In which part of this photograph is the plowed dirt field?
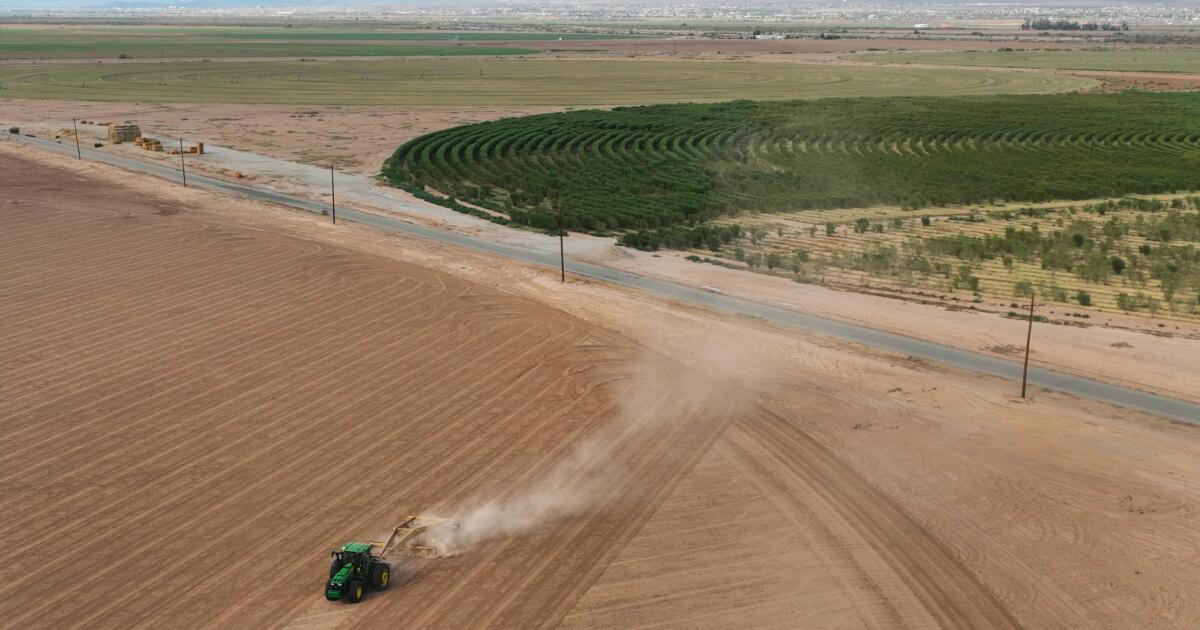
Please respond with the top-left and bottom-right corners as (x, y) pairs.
(4, 146), (1200, 629)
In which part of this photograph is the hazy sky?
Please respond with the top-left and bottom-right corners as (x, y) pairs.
(2, 0), (1186, 10)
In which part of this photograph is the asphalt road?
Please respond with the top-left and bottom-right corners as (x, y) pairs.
(8, 133), (1198, 424)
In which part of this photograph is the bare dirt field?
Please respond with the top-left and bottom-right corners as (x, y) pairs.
(0, 99), (563, 174)
(4, 143), (1200, 629)
(500, 37), (1080, 55)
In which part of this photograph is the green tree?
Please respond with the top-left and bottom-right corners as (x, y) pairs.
(1110, 256), (1126, 274)
(1076, 290), (1092, 306)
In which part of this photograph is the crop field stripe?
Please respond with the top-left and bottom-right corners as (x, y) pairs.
(865, 50), (1200, 74)
(0, 59), (1094, 106)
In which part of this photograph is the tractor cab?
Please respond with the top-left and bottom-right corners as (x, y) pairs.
(332, 543), (372, 569)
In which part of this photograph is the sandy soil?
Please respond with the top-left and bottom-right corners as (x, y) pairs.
(0, 100), (564, 174)
(3, 140), (1200, 629)
(592, 249), (1200, 404)
(1071, 69), (1200, 92)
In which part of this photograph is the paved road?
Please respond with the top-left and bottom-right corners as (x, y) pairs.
(8, 133), (1198, 424)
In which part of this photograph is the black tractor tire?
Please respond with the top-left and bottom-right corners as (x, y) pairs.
(370, 562), (391, 591)
(346, 580), (366, 604)
(329, 558), (344, 579)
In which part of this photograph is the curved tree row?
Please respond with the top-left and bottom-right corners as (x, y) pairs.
(383, 93), (1200, 232)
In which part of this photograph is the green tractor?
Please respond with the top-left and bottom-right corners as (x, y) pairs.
(323, 515), (450, 603)
(325, 542), (391, 603)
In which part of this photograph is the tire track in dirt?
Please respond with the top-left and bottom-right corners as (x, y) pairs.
(719, 405), (1022, 629)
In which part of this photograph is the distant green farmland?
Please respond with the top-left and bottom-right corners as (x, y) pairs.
(0, 41), (534, 59)
(384, 93), (1200, 232)
(0, 58), (1093, 105)
(0, 26), (621, 59)
(865, 49), (1200, 73)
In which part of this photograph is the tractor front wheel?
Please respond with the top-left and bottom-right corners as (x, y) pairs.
(370, 562), (391, 591)
(346, 580), (366, 604)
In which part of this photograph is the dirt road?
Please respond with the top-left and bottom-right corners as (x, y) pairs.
(4, 145), (1200, 628)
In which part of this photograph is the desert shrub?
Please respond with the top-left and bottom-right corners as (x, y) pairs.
(1076, 290), (1092, 306)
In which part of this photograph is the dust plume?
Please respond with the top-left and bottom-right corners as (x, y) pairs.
(421, 352), (721, 557)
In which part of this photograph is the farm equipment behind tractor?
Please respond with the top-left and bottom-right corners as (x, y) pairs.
(325, 515), (452, 603)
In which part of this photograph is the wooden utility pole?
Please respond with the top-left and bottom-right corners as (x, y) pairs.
(179, 138), (187, 187)
(557, 204), (565, 282)
(330, 164), (337, 224)
(72, 118), (81, 159)
(1020, 288), (1037, 398)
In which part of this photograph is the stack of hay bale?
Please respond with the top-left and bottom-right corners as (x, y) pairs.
(107, 122), (140, 144)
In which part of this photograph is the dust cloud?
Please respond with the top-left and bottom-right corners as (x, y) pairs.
(421, 351), (724, 557)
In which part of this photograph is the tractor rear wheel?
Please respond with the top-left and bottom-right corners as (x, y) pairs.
(329, 558), (343, 579)
(346, 580), (366, 604)
(370, 562), (391, 591)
